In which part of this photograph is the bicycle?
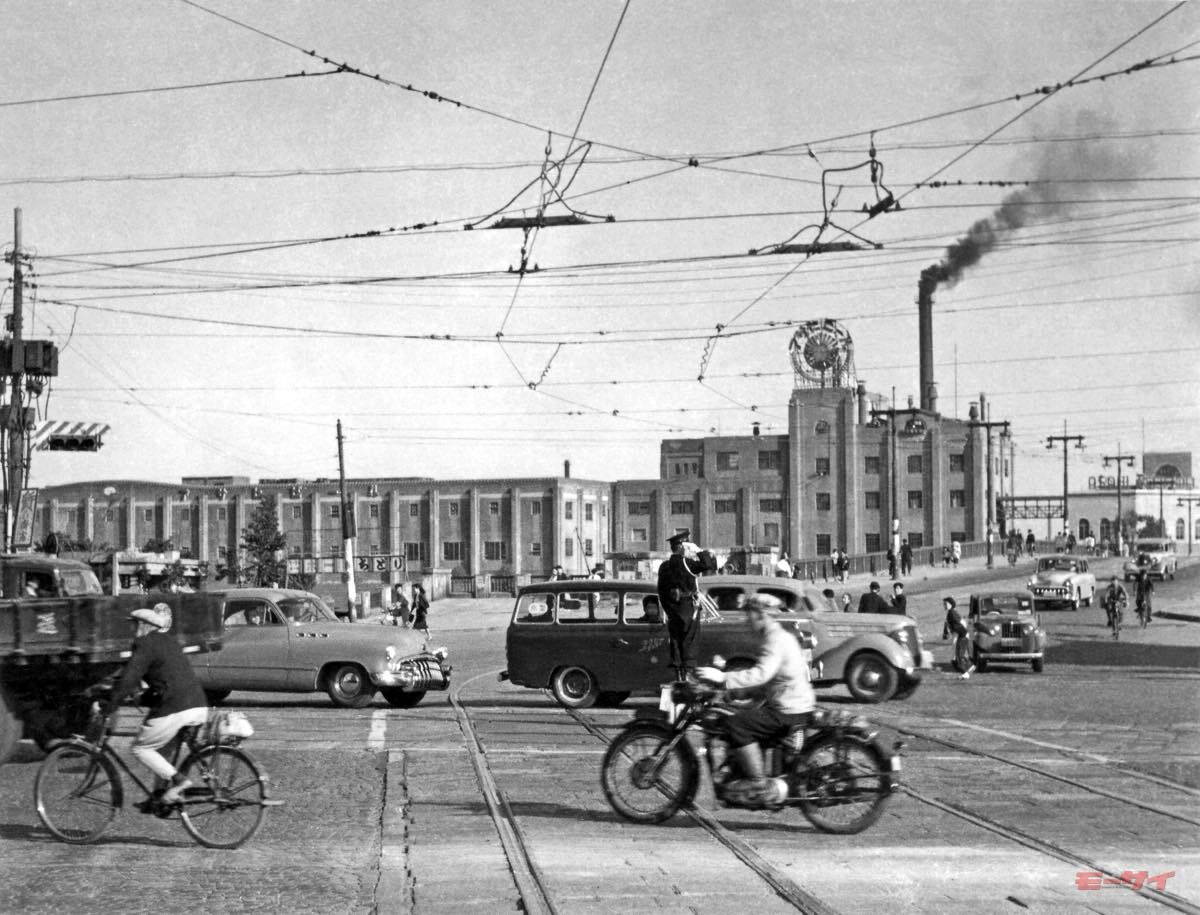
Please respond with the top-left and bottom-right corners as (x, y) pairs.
(1136, 598), (1152, 629)
(1105, 595), (1126, 641)
(35, 703), (281, 848)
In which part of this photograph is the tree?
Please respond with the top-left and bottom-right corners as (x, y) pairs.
(142, 537), (174, 553)
(240, 496), (286, 587)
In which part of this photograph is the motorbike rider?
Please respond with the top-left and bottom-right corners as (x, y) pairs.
(1134, 568), (1154, 622)
(695, 593), (815, 808)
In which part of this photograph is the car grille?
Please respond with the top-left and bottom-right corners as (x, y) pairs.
(1001, 622), (1024, 638)
(403, 657), (449, 689)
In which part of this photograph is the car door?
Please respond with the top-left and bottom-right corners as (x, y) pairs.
(610, 591), (673, 689)
(206, 598), (292, 690)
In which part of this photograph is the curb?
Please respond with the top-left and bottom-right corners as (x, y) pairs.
(1153, 609), (1200, 624)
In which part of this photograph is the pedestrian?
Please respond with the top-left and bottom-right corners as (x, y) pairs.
(857, 580), (890, 614)
(386, 585), (410, 627)
(900, 538), (913, 576)
(1135, 568), (1154, 623)
(550, 564), (566, 582)
(840, 592), (852, 612)
(1066, 532), (1077, 554)
(942, 545), (951, 568)
(411, 583), (430, 632)
(951, 541), (961, 567)
(889, 581), (908, 615)
(886, 545), (897, 580)
(942, 595), (974, 676)
(838, 547), (850, 583)
(775, 551), (792, 578)
(1026, 529), (1036, 557)
(657, 529), (709, 680)
(589, 563), (605, 580)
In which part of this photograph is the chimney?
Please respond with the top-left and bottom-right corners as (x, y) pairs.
(918, 277), (934, 411)
(856, 382), (868, 424)
(563, 459), (571, 478)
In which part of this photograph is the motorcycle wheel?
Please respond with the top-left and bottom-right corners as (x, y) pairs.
(601, 723), (699, 824)
(796, 733), (892, 835)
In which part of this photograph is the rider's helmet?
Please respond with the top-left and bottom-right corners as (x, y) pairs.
(742, 593), (785, 614)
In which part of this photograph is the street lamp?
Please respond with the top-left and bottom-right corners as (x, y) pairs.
(1178, 497), (1200, 555)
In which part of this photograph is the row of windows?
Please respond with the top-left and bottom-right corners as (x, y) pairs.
(715, 451), (783, 472)
(655, 489), (969, 516)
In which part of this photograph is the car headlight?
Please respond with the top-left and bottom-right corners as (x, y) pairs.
(385, 645), (397, 663)
(433, 646), (449, 661)
(988, 625), (1001, 636)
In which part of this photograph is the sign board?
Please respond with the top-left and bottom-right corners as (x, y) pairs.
(13, 488), (38, 548)
(356, 555), (405, 573)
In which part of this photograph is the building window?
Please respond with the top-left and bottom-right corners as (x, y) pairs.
(950, 453), (965, 473)
(717, 451), (740, 471)
(759, 450), (781, 471)
(180, 508), (191, 522)
(1176, 519), (1186, 540)
(909, 533), (925, 549)
(530, 541), (542, 556)
(530, 501), (541, 516)
(763, 522), (780, 543)
(670, 500), (694, 515)
(370, 543), (380, 555)
(585, 503), (594, 521)
(290, 545), (301, 556)
(409, 503), (419, 517)
(565, 502), (574, 520)
(630, 528), (647, 542)
(714, 498), (737, 514)
(949, 489), (966, 508)
(865, 491), (881, 510)
(442, 541), (462, 562)
(816, 534), (831, 556)
(369, 504), (380, 519)
(816, 493), (831, 511)
(815, 457), (830, 476)
(760, 498), (783, 513)
(628, 501), (650, 515)
(105, 509), (115, 522)
(404, 542), (428, 563)
(292, 506), (302, 520)
(584, 539), (594, 556)
(951, 531), (967, 544)
(218, 546), (228, 560)
(907, 491), (923, 510)
(489, 501), (500, 516)
(449, 502), (460, 517)
(865, 456), (881, 475)
(217, 508), (227, 521)
(142, 508), (153, 522)
(565, 538), (574, 557)
(865, 533), (881, 552)
(484, 541), (508, 561)
(329, 544), (340, 558)
(330, 504), (340, 519)
(907, 455), (923, 474)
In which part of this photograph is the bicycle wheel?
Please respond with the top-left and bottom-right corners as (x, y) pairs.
(796, 734), (893, 835)
(601, 723), (699, 824)
(35, 742), (120, 844)
(178, 745), (266, 849)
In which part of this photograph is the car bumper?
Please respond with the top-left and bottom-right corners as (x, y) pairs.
(976, 650), (1042, 661)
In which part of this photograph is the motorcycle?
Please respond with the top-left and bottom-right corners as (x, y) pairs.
(600, 678), (901, 834)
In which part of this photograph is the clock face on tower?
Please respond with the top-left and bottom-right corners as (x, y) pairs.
(789, 319), (853, 385)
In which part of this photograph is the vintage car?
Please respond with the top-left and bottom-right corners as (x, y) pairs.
(501, 575), (932, 708)
(1027, 555), (1096, 611)
(188, 588), (450, 708)
(966, 592), (1046, 673)
(1123, 538), (1178, 581)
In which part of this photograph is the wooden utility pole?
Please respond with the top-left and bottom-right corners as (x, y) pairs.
(4, 209), (26, 551)
(971, 394), (1009, 568)
(1101, 444), (1135, 555)
(337, 419), (358, 617)
(1046, 423), (1085, 542)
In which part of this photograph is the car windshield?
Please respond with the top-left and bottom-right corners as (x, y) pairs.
(59, 569), (104, 596)
(1134, 541), (1170, 553)
(277, 596), (338, 623)
(976, 595), (1032, 615)
(1039, 558), (1078, 573)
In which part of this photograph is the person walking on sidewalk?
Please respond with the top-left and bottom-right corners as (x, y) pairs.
(411, 584), (430, 632)
(889, 582), (908, 615)
(857, 580), (890, 614)
(900, 539), (913, 576)
(942, 596), (973, 675)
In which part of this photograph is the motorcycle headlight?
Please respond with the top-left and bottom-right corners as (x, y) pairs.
(433, 646), (449, 661)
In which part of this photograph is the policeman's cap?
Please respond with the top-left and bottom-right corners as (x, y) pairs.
(667, 529), (691, 547)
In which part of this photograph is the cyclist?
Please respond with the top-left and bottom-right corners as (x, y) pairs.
(1101, 576), (1128, 639)
(1134, 568), (1154, 626)
(104, 603), (208, 805)
(695, 593), (815, 809)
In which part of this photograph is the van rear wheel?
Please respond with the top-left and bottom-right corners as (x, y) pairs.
(551, 666), (599, 709)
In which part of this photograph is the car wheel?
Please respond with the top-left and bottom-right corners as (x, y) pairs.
(551, 666), (599, 709)
(325, 664), (377, 709)
(844, 653), (898, 703)
(380, 688), (426, 709)
(204, 689), (231, 705)
(1031, 658), (1045, 673)
(1083, 590), (1092, 607)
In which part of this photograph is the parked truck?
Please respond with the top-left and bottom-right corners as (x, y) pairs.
(0, 552), (222, 762)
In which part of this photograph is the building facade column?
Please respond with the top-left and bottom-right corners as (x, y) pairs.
(510, 485), (522, 575)
(428, 488), (440, 570)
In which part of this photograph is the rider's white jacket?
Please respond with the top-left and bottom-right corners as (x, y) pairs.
(723, 623), (816, 715)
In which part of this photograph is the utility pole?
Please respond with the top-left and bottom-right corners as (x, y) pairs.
(4, 209), (26, 552)
(1046, 422), (1085, 544)
(337, 419), (358, 618)
(971, 394), (1009, 568)
(1178, 496), (1200, 555)
(1102, 444), (1135, 555)
(1144, 478), (1174, 538)
(869, 390), (925, 580)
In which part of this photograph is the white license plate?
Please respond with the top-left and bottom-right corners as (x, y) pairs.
(889, 755), (902, 772)
(1000, 638), (1022, 647)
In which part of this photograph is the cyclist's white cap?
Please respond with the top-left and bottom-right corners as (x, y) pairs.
(743, 594), (784, 614)
(130, 603), (172, 630)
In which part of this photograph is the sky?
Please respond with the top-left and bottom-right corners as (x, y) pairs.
(2, 0), (1197, 497)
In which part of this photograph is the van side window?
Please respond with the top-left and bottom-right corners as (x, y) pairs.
(557, 596), (590, 624)
(515, 593), (555, 624)
(624, 594), (663, 625)
(705, 587), (745, 612)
